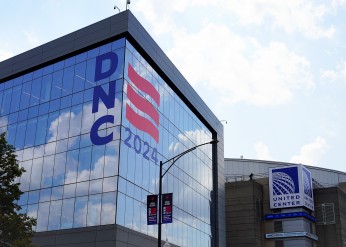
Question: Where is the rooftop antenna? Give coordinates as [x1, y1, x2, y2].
[126, 0, 131, 10]
[114, 5, 120, 12]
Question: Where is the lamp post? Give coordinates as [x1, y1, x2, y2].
[157, 139, 218, 247]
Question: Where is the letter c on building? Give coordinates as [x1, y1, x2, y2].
[90, 115, 114, 145]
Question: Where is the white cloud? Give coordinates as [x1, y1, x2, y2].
[0, 49, 13, 62]
[24, 31, 40, 46]
[134, 0, 215, 36]
[224, 0, 335, 39]
[254, 142, 273, 160]
[332, 0, 346, 8]
[321, 69, 338, 82]
[290, 137, 329, 166]
[134, 0, 335, 39]
[168, 24, 313, 106]
[320, 60, 346, 83]
[341, 61, 346, 78]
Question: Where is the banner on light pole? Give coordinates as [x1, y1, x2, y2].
[162, 193, 173, 224]
[147, 195, 158, 225]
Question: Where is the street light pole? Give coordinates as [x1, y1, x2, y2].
[157, 139, 218, 247]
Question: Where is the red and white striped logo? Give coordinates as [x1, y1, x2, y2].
[126, 64, 160, 143]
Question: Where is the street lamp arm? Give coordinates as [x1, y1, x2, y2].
[161, 140, 218, 178]
[161, 147, 195, 178]
[157, 139, 217, 247]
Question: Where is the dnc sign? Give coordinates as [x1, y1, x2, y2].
[269, 165, 314, 211]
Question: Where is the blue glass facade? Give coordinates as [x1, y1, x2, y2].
[0, 38, 214, 246]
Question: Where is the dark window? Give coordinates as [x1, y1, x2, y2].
[275, 240, 284, 247]
[255, 198, 262, 219]
[274, 221, 283, 232]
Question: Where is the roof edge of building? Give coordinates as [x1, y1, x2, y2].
[225, 157, 346, 176]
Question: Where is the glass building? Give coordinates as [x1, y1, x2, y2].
[0, 11, 225, 247]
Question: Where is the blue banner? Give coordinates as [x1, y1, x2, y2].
[265, 211, 316, 222]
[147, 195, 158, 225]
[162, 193, 173, 224]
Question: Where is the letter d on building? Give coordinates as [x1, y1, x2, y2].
[95, 52, 118, 81]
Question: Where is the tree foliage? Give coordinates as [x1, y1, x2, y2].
[0, 132, 36, 247]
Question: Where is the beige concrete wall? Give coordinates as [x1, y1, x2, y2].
[225, 180, 264, 247]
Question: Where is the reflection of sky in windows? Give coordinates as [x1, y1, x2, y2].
[117, 44, 214, 246]
[1, 38, 214, 246]
[1, 38, 124, 234]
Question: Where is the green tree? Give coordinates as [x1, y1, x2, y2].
[0, 132, 36, 247]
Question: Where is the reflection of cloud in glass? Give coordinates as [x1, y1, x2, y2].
[164, 128, 213, 238]
[172, 129, 212, 152]
[10, 94, 121, 232]
[18, 97, 122, 188]
[169, 128, 213, 187]
[0, 116, 8, 133]
[48, 200, 62, 231]
[64, 155, 118, 185]
[71, 199, 116, 227]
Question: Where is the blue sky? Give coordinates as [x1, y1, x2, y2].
[1, 0, 346, 172]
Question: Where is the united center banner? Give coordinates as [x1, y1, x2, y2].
[269, 165, 314, 211]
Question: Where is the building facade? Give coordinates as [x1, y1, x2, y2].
[225, 158, 346, 247]
[0, 11, 225, 247]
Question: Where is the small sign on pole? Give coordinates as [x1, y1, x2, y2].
[147, 194, 158, 225]
[162, 193, 173, 224]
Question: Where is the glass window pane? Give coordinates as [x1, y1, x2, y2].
[69, 105, 83, 136]
[87, 194, 101, 226]
[30, 78, 41, 106]
[65, 149, 79, 184]
[57, 109, 71, 140]
[77, 146, 91, 182]
[76, 181, 89, 197]
[15, 121, 27, 149]
[27, 204, 38, 231]
[25, 118, 37, 147]
[28, 190, 40, 204]
[63, 183, 76, 199]
[90, 145, 105, 180]
[30, 158, 43, 190]
[39, 188, 52, 202]
[41, 74, 52, 102]
[51, 70, 63, 100]
[101, 192, 116, 225]
[48, 200, 62, 231]
[53, 152, 66, 186]
[56, 138, 68, 154]
[20, 160, 32, 191]
[125, 196, 134, 229]
[2, 88, 12, 115]
[36, 202, 50, 232]
[35, 115, 48, 146]
[10, 86, 21, 113]
[61, 198, 75, 229]
[62, 67, 74, 96]
[103, 176, 117, 192]
[89, 179, 102, 195]
[116, 192, 125, 226]
[51, 186, 63, 200]
[74, 62, 86, 93]
[41, 155, 54, 188]
[18, 192, 29, 206]
[104, 141, 119, 177]
[73, 196, 88, 228]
